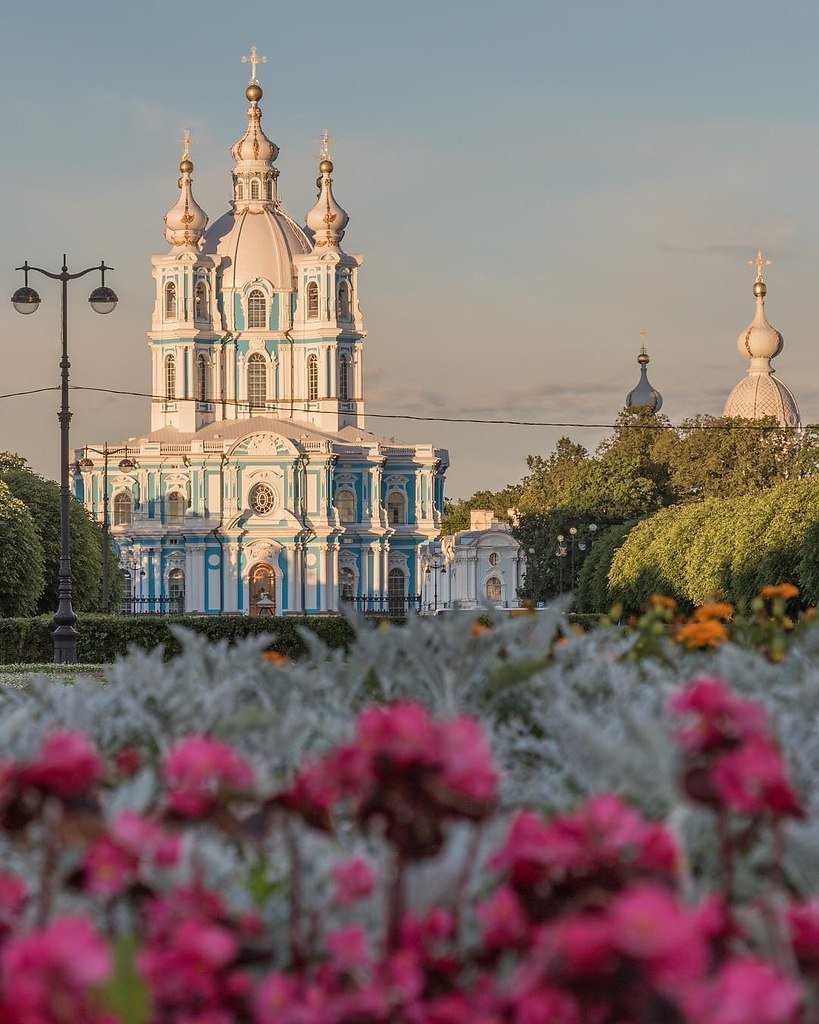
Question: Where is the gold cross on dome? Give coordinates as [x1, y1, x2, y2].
[242, 45, 266, 83]
[748, 248, 771, 281]
[639, 328, 647, 354]
[320, 129, 331, 160]
[179, 129, 193, 159]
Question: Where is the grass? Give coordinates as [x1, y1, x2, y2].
[0, 664, 107, 687]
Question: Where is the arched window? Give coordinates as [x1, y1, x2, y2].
[387, 491, 406, 525]
[306, 281, 319, 319]
[338, 280, 352, 319]
[121, 570, 133, 613]
[335, 489, 355, 524]
[338, 353, 350, 401]
[194, 281, 208, 320]
[197, 354, 208, 402]
[307, 354, 319, 401]
[168, 568, 185, 613]
[339, 567, 355, 603]
[250, 178, 261, 200]
[250, 564, 276, 616]
[112, 491, 133, 526]
[265, 178, 273, 200]
[164, 282, 177, 319]
[247, 353, 267, 408]
[485, 577, 502, 604]
[166, 492, 186, 526]
[388, 567, 406, 615]
[236, 179, 245, 200]
[247, 289, 266, 329]
[164, 354, 176, 399]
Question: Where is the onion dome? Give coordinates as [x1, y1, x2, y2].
[723, 251, 800, 428]
[305, 131, 349, 249]
[625, 334, 663, 412]
[202, 51, 311, 290]
[163, 130, 208, 249]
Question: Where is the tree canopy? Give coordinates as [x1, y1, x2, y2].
[0, 480, 45, 616]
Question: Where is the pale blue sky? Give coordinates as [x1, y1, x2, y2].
[2, 0, 819, 496]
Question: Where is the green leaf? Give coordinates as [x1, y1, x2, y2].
[97, 934, 151, 1024]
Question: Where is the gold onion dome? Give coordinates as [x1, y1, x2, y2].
[163, 130, 208, 249]
[305, 131, 349, 249]
[625, 337, 663, 412]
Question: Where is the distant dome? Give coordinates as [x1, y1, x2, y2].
[203, 208, 310, 291]
[723, 374, 800, 428]
[625, 344, 663, 412]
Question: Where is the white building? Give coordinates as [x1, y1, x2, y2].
[422, 510, 524, 611]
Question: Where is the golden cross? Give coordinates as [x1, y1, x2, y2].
[748, 248, 771, 281]
[320, 129, 331, 160]
[179, 129, 193, 159]
[242, 45, 266, 83]
[639, 328, 647, 354]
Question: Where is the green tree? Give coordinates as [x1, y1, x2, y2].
[0, 460, 121, 614]
[442, 485, 521, 535]
[575, 521, 636, 613]
[0, 480, 45, 615]
[517, 438, 589, 513]
[563, 452, 663, 521]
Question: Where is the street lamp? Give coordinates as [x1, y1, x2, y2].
[12, 257, 117, 663]
[77, 446, 135, 614]
[424, 559, 447, 613]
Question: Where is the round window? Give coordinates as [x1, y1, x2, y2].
[488, 552, 500, 567]
[249, 482, 278, 515]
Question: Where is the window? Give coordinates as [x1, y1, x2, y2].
[164, 354, 176, 399]
[339, 567, 355, 603]
[485, 577, 502, 603]
[250, 564, 276, 616]
[335, 489, 355, 524]
[488, 552, 500, 567]
[338, 353, 350, 401]
[167, 492, 186, 526]
[197, 354, 208, 402]
[338, 280, 352, 319]
[112, 491, 133, 526]
[121, 571, 133, 612]
[250, 178, 261, 200]
[168, 568, 185, 612]
[388, 567, 406, 615]
[307, 354, 319, 401]
[265, 178, 273, 200]
[164, 282, 177, 319]
[236, 179, 245, 200]
[247, 353, 267, 408]
[387, 491, 406, 525]
[249, 482, 277, 515]
[248, 289, 266, 329]
[306, 281, 319, 319]
[195, 281, 208, 320]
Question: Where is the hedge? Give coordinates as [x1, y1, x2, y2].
[0, 615, 359, 665]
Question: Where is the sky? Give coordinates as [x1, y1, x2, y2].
[1, 0, 819, 497]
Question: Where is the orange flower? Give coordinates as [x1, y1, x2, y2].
[759, 584, 800, 601]
[692, 602, 734, 623]
[471, 622, 490, 637]
[262, 650, 289, 665]
[676, 619, 728, 650]
[648, 594, 677, 610]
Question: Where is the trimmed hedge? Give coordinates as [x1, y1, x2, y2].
[0, 615, 358, 665]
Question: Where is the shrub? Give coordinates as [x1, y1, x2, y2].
[575, 521, 635, 612]
[0, 480, 44, 616]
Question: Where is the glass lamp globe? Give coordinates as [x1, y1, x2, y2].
[11, 285, 40, 315]
[77, 457, 94, 469]
[89, 286, 118, 315]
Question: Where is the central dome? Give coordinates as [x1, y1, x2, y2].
[204, 208, 310, 291]
[723, 373, 799, 428]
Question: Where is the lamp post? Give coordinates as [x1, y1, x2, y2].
[556, 523, 598, 591]
[76, 446, 135, 614]
[555, 535, 568, 592]
[424, 559, 447, 613]
[12, 257, 118, 662]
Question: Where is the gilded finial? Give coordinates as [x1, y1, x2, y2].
[748, 248, 770, 298]
[178, 129, 194, 174]
[638, 329, 649, 364]
[318, 129, 333, 174]
[242, 46, 266, 101]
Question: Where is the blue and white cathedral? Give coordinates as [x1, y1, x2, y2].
[75, 57, 448, 615]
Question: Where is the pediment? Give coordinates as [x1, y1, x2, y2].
[228, 432, 298, 458]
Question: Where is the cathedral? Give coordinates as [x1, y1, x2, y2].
[74, 53, 448, 616]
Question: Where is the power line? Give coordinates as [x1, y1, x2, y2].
[0, 383, 809, 432]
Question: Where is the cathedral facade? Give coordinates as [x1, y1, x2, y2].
[74, 60, 448, 615]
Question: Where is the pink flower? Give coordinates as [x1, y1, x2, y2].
[711, 738, 802, 818]
[84, 835, 135, 897]
[787, 902, 819, 971]
[163, 735, 254, 817]
[325, 925, 370, 972]
[438, 717, 498, 804]
[357, 702, 440, 768]
[0, 916, 111, 1020]
[19, 730, 102, 797]
[670, 677, 769, 755]
[694, 956, 801, 1024]
[138, 919, 238, 1006]
[476, 885, 528, 950]
[112, 810, 181, 866]
[332, 856, 376, 906]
